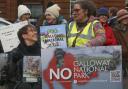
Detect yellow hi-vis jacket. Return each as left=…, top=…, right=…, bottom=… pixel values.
left=68, top=20, right=99, bottom=47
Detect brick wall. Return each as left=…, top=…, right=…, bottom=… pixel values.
left=0, top=0, right=17, bottom=22
left=93, top=0, right=125, bottom=9
left=0, top=0, right=125, bottom=22
left=46, top=0, right=70, bottom=20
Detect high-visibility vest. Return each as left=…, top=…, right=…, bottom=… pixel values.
left=68, top=20, right=99, bottom=47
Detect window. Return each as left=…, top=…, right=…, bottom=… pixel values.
left=26, top=4, right=43, bottom=19
left=25, top=4, right=43, bottom=25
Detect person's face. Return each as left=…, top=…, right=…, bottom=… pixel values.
left=20, top=13, right=31, bottom=21
left=120, top=18, right=128, bottom=25
left=99, top=15, right=108, bottom=23
left=72, top=4, right=87, bottom=22
left=45, top=14, right=57, bottom=24
left=23, top=26, right=38, bottom=43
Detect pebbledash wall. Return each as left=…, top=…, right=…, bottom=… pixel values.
left=0, top=0, right=125, bottom=22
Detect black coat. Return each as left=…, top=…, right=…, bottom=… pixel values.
left=10, top=41, right=41, bottom=63
left=7, top=41, right=41, bottom=82
left=4, top=31, right=41, bottom=88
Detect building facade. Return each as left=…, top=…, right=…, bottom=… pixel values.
left=0, top=0, right=125, bottom=22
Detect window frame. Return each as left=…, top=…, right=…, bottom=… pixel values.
left=70, top=0, right=77, bottom=17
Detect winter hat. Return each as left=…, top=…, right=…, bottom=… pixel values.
left=97, top=7, right=109, bottom=17
left=45, top=4, right=61, bottom=18
left=117, top=9, right=128, bottom=21
left=18, top=5, right=31, bottom=19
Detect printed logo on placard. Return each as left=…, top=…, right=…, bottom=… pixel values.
left=110, top=70, right=121, bottom=82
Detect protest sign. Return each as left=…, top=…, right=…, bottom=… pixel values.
left=0, top=21, right=28, bottom=52
left=41, top=46, right=122, bottom=89
left=40, top=24, right=67, bottom=49
left=23, top=56, right=41, bottom=82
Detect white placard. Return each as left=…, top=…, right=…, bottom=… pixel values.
left=0, top=21, right=28, bottom=52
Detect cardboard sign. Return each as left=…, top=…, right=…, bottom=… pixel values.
left=23, top=56, right=41, bottom=82
left=40, top=24, right=67, bottom=49
left=0, top=21, right=28, bottom=52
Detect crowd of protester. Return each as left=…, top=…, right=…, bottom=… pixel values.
left=0, top=0, right=128, bottom=89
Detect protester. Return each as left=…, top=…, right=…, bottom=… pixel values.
left=97, top=7, right=117, bottom=46
left=13, top=24, right=40, bottom=57
left=43, top=4, right=67, bottom=25
left=113, top=9, right=128, bottom=77
left=108, top=7, right=118, bottom=27
left=16, top=5, right=31, bottom=23
left=35, top=1, right=55, bottom=28
left=68, top=0, right=106, bottom=47
left=7, top=24, right=41, bottom=89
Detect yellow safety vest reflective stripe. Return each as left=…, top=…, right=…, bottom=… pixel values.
left=68, top=20, right=99, bottom=47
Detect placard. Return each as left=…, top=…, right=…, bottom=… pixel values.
left=23, top=56, right=41, bottom=82
left=0, top=21, right=28, bottom=52
left=40, top=24, right=67, bottom=49
left=41, top=46, right=122, bottom=89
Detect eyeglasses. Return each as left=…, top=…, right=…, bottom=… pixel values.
left=73, top=8, right=81, bottom=12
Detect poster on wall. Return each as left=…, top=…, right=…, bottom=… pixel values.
left=0, top=21, right=28, bottom=52
left=41, top=46, right=122, bottom=89
left=40, top=24, right=67, bottom=49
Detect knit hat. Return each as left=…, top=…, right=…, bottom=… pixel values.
left=45, top=4, right=61, bottom=18
left=117, top=9, right=128, bottom=21
left=18, top=5, right=31, bottom=19
left=97, top=7, right=109, bottom=17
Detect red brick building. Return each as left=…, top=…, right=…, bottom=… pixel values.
left=0, top=0, right=125, bottom=22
